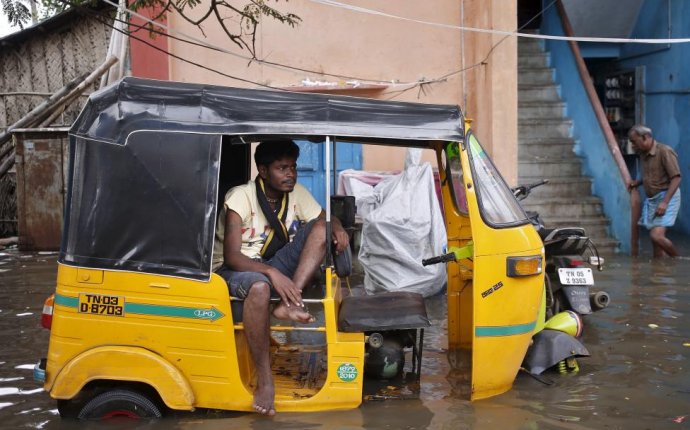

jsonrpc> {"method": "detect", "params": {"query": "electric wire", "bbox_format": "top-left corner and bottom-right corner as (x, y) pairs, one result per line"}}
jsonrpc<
(70, 0), (559, 99)
(308, 0), (690, 45)
(382, 1), (558, 100)
(56, 0), (286, 90)
(98, 0), (430, 87)
(57, 0), (635, 101)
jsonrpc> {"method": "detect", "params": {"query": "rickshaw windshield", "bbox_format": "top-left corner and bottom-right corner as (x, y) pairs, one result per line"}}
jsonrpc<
(466, 132), (529, 227)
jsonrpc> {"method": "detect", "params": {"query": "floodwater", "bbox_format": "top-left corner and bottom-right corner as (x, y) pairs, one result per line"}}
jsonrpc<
(1, 243), (689, 430)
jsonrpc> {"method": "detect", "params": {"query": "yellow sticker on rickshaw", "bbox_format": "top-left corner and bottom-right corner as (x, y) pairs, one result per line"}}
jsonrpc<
(78, 293), (125, 316)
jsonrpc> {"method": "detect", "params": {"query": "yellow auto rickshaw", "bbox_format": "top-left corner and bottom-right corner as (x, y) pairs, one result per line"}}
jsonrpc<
(35, 77), (545, 418)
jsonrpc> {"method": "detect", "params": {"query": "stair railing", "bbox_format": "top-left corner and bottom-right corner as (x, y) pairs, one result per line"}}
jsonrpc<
(556, 0), (641, 256)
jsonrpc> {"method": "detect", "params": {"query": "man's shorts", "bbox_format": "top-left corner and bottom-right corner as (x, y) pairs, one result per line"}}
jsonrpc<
(215, 219), (318, 299)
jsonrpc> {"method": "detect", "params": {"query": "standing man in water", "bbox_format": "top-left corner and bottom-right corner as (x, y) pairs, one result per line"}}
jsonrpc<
(212, 139), (349, 415)
(627, 124), (681, 258)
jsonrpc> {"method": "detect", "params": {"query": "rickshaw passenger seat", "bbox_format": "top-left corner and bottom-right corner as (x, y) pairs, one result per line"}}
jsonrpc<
(338, 291), (430, 332)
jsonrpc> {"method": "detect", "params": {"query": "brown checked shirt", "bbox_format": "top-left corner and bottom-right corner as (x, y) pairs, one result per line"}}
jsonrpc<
(640, 140), (681, 198)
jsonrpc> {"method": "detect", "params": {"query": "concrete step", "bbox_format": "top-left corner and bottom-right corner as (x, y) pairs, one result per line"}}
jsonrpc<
(518, 84), (560, 102)
(590, 236), (620, 255)
(518, 150), (580, 162)
(518, 53), (550, 68)
(518, 139), (576, 156)
(519, 118), (572, 139)
(516, 176), (593, 198)
(538, 215), (612, 239)
(519, 141), (575, 158)
(532, 218), (618, 255)
(517, 37), (617, 254)
(519, 159), (582, 177)
(518, 67), (556, 86)
(518, 38), (544, 53)
(519, 102), (567, 120)
(521, 196), (603, 217)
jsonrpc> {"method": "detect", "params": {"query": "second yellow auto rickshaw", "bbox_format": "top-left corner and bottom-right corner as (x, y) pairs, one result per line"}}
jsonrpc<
(35, 77), (549, 418)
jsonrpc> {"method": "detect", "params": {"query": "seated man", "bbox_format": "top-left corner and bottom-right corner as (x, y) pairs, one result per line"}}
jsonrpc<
(212, 139), (349, 416)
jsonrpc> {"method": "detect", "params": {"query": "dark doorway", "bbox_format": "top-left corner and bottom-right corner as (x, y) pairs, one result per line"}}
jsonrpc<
(518, 0), (543, 30)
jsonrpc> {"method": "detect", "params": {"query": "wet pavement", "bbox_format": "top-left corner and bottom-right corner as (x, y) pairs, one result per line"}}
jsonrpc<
(0, 243), (689, 429)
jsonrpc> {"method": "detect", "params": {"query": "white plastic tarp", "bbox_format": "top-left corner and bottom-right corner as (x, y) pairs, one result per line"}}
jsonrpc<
(357, 149), (447, 297)
(338, 170), (399, 219)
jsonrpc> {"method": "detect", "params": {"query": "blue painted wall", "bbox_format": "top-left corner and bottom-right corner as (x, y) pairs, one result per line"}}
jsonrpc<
(616, 0), (690, 235)
(541, 5), (632, 253)
(295, 140), (362, 207)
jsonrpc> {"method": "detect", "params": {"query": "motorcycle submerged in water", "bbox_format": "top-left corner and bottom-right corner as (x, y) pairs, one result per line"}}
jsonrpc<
(512, 180), (611, 320)
(422, 243), (590, 376)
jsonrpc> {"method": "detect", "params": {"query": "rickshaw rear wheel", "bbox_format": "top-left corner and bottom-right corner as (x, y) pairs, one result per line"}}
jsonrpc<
(75, 389), (163, 420)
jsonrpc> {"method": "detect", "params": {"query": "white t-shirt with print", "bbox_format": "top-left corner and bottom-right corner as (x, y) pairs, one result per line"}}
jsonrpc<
(212, 180), (322, 270)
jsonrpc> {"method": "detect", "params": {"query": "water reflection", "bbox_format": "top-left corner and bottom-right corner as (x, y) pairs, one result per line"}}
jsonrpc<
(0, 250), (689, 429)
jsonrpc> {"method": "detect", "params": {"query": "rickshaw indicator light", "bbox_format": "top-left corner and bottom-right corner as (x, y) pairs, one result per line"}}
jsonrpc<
(41, 294), (55, 329)
(506, 256), (543, 277)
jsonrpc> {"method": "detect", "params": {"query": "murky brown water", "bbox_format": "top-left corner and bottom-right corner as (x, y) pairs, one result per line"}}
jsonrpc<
(1, 246), (688, 429)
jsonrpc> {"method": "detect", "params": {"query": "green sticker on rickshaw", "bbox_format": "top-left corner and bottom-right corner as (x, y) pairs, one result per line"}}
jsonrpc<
(336, 363), (358, 382)
(445, 141), (460, 160)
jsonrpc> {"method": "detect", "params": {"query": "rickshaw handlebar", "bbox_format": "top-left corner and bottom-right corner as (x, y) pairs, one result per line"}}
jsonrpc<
(422, 252), (457, 266)
(512, 179), (549, 201)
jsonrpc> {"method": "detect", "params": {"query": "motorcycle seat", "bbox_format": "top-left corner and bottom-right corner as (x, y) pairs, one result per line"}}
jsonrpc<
(538, 226), (586, 242)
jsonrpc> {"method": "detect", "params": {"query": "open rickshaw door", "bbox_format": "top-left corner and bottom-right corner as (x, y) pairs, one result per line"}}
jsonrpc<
(439, 132), (545, 401)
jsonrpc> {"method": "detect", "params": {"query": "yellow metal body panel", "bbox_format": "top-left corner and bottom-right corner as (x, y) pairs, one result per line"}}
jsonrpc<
(435, 143), (474, 362)
(50, 346), (195, 410)
(46, 264), (364, 413)
(438, 132), (545, 401)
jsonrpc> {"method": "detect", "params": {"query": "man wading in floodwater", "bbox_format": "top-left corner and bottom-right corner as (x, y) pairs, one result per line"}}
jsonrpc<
(212, 139), (349, 415)
(627, 125), (682, 258)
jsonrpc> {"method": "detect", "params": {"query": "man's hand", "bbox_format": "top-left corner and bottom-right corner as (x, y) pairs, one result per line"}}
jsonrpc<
(332, 228), (349, 255)
(267, 267), (303, 307)
(331, 219), (350, 255)
(627, 180), (640, 192)
(655, 201), (668, 218)
(317, 210), (350, 255)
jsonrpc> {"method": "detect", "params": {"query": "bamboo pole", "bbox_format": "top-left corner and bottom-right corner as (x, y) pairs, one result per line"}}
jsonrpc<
(0, 56), (119, 148)
(0, 142), (11, 160)
(0, 73), (89, 148)
(0, 150), (14, 178)
(0, 56), (119, 181)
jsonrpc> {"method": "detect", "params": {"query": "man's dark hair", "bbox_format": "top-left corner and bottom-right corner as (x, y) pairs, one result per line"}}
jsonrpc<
(254, 139), (300, 167)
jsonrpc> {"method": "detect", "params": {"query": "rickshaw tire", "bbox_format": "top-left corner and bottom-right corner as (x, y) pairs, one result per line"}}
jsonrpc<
(76, 389), (163, 420)
(56, 399), (81, 419)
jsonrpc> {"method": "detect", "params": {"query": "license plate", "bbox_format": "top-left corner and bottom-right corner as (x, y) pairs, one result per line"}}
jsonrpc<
(78, 293), (125, 316)
(557, 268), (594, 285)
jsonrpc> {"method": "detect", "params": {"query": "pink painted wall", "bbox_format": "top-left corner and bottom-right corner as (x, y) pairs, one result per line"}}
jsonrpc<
(159, 1), (517, 182)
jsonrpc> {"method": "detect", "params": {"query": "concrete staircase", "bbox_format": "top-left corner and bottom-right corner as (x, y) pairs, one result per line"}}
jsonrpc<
(517, 38), (618, 255)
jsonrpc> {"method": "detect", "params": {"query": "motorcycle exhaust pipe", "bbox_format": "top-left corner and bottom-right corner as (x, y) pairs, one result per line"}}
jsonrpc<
(590, 291), (610, 310)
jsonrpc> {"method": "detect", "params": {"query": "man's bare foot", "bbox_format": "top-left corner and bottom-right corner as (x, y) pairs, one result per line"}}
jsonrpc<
(253, 382), (276, 416)
(272, 302), (315, 323)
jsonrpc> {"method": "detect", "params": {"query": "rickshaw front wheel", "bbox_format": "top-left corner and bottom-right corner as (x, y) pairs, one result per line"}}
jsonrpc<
(74, 389), (163, 420)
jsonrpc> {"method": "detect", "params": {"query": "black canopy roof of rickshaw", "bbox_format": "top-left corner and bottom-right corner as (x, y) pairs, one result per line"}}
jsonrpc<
(70, 77), (465, 144)
(61, 77), (465, 281)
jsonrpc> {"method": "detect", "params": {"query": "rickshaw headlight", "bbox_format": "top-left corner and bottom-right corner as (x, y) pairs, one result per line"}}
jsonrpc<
(506, 256), (542, 277)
